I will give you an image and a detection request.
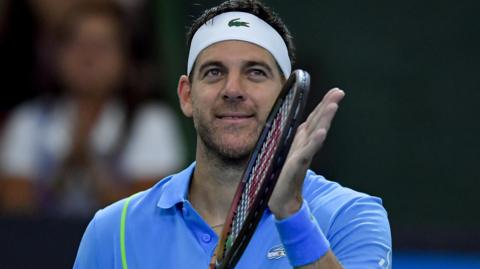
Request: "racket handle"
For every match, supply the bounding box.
[208,255,217,269]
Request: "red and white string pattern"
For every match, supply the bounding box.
[229,89,295,243]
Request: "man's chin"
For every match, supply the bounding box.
[204,140,254,164]
[197,126,259,163]
[217,144,253,161]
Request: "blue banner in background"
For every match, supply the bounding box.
[394,251,480,269]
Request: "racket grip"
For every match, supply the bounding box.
[208,254,217,269]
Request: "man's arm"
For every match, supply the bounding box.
[298,250,342,269]
[270,87,392,268]
[273,198,344,269]
[273,193,391,269]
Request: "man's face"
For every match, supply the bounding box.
[182,40,284,160]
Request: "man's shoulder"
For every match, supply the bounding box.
[91,174,175,230]
[303,170,387,229]
[74,174,181,268]
[303,171,392,266]
[303,170,379,204]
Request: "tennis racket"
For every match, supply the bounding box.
[210,69,311,269]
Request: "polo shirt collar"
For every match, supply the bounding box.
[157,162,196,209]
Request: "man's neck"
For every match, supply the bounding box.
[189,142,248,229]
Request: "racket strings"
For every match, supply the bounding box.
[228,89,295,245]
[248,115,282,205]
[232,117,279,238]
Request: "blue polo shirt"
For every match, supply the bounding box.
[74,163,391,268]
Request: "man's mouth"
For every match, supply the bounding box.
[216,113,255,123]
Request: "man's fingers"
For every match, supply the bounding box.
[303,88,336,128]
[300,128,328,161]
[327,88,346,103]
[291,88,345,159]
[302,102,339,159]
[290,88,344,162]
[315,102,339,136]
[305,88,345,136]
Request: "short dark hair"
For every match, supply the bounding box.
[186,0,295,79]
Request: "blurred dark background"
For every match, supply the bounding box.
[1,0,479,268]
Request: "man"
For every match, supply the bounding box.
[74,1,391,268]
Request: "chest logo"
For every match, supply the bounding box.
[266,245,286,260]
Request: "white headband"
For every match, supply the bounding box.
[187,11,291,78]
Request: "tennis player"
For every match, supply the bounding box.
[74,1,391,268]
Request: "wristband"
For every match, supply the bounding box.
[274,200,330,267]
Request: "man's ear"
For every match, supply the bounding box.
[177,75,193,117]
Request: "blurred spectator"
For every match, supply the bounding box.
[0,0,186,217]
[0,0,155,122]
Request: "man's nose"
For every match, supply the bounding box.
[222,72,246,102]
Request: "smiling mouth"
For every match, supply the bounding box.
[216,114,255,123]
[219,115,251,119]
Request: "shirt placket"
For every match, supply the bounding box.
[181,201,219,262]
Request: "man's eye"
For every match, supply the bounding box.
[204,69,222,78]
[248,68,268,80]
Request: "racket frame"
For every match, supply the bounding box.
[213,69,311,269]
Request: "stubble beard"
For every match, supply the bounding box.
[195,114,261,165]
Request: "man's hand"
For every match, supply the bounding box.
[268,88,345,219]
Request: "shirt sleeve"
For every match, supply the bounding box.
[326,196,392,269]
[74,199,127,269]
[74,216,100,269]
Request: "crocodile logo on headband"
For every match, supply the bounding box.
[228,18,250,27]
